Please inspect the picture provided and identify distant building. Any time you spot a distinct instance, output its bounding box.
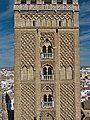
[81,101,90,120]
[80,68,90,79]
[5,87,14,120]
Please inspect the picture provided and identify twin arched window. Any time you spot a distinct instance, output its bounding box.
[42,45,52,53]
[43,94,52,102]
[41,66,54,80]
[43,66,53,75]
[61,66,73,80]
[41,40,53,59]
[42,66,54,80]
[41,87,54,108]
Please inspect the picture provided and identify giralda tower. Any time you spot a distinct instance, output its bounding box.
[14,0,80,120]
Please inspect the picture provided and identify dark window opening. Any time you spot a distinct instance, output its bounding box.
[56,29,58,33]
[57,0,63,4]
[48,67,52,75]
[48,46,52,53]
[33,21,35,26]
[67,0,73,4]
[37,29,38,33]
[31,0,36,4]
[21,0,26,4]
[34,117,36,120]
[44,0,52,4]
[48,94,52,102]
[44,95,47,102]
[43,67,47,75]
[43,46,46,53]
[59,21,61,26]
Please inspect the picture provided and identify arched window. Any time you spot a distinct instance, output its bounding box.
[31,0,36,4]
[21,0,26,4]
[33,21,35,26]
[44,0,52,4]
[21,66,27,80]
[67,0,73,4]
[59,21,61,26]
[43,67,47,75]
[48,94,52,102]
[48,67,52,75]
[42,65,54,80]
[44,95,47,102]
[41,86,54,108]
[43,46,46,53]
[57,0,63,4]
[61,66,66,80]
[67,66,73,80]
[41,40,53,59]
[48,46,52,53]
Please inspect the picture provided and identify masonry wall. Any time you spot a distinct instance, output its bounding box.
[14,5,80,120]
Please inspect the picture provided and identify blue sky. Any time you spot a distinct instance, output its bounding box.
[0,0,90,67]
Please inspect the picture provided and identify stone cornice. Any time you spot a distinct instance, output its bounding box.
[14,4,79,12]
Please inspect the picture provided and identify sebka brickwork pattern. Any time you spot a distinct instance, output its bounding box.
[60,32,74,67]
[60,83,75,120]
[21,83,35,120]
[21,32,36,68]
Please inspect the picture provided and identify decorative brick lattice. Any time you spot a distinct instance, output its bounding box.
[21,32,36,68]
[21,84,35,120]
[40,32,55,46]
[60,83,75,120]
[60,32,74,67]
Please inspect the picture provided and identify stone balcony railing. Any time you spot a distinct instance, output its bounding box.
[41,53,54,59]
[41,75,54,80]
[14,4,79,11]
[42,101,54,108]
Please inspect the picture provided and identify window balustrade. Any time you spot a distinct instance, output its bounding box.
[41,75,54,80]
[42,101,54,108]
[41,53,54,59]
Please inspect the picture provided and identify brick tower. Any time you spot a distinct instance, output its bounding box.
[14,0,80,120]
